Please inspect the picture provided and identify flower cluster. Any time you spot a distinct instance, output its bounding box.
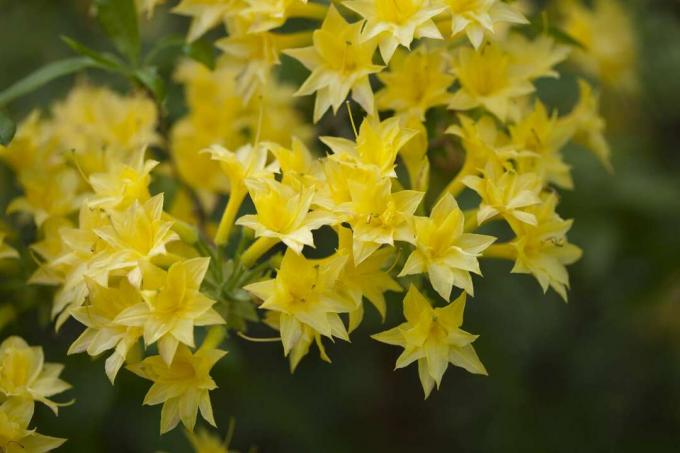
[0,336,70,452]
[0,0,636,441]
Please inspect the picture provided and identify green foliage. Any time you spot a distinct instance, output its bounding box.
[0,57,95,107]
[0,111,15,145]
[94,0,140,64]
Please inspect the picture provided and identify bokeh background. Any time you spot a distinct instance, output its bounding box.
[2,0,680,451]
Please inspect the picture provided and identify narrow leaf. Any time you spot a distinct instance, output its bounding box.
[0,57,95,107]
[184,39,216,70]
[61,36,126,71]
[94,0,140,63]
[134,66,166,105]
[0,111,16,146]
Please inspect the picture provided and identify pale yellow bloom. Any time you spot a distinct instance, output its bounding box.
[439,0,527,48]
[333,226,402,332]
[87,147,159,210]
[563,80,611,170]
[508,193,582,301]
[560,0,638,92]
[7,167,83,227]
[321,115,418,178]
[448,45,534,121]
[49,85,158,174]
[400,193,495,299]
[343,0,444,62]
[0,398,66,453]
[285,6,383,122]
[373,285,487,398]
[94,195,179,285]
[339,173,423,264]
[376,46,454,120]
[0,337,71,414]
[173,0,237,42]
[463,163,543,227]
[245,249,353,357]
[128,344,226,433]
[115,258,224,365]
[237,178,335,254]
[510,101,574,189]
[68,278,143,383]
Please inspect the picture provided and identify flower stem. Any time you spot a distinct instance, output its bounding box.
[483,243,517,260]
[463,209,478,232]
[276,31,314,49]
[214,188,246,246]
[241,237,280,267]
[288,2,328,21]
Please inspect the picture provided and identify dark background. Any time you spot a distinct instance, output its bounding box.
[1,0,680,451]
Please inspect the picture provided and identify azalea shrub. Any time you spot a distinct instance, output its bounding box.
[0,0,638,450]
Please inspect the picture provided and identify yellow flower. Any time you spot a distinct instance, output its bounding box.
[0,233,18,260]
[128,344,227,433]
[203,142,274,195]
[376,46,454,120]
[0,111,57,175]
[87,147,159,210]
[343,0,444,62]
[448,44,534,121]
[339,173,424,264]
[559,0,638,92]
[372,285,487,398]
[245,249,352,357]
[333,226,402,332]
[0,337,71,414]
[263,312,333,371]
[237,178,335,254]
[0,398,66,453]
[439,0,527,48]
[321,115,418,178]
[240,0,309,34]
[267,136,322,185]
[94,195,179,285]
[7,167,82,227]
[115,258,224,365]
[563,79,611,170]
[508,193,582,300]
[446,114,519,169]
[68,278,144,383]
[186,427,230,453]
[400,193,496,299]
[173,0,236,42]
[216,23,282,102]
[463,163,542,227]
[285,6,383,122]
[500,33,571,81]
[49,85,158,174]
[510,101,574,189]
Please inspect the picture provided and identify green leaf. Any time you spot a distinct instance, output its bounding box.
[0,57,95,107]
[0,111,16,146]
[144,35,216,69]
[134,66,166,105]
[183,39,216,70]
[61,36,126,71]
[94,0,140,64]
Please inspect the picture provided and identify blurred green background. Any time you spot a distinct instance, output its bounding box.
[2,0,680,451]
